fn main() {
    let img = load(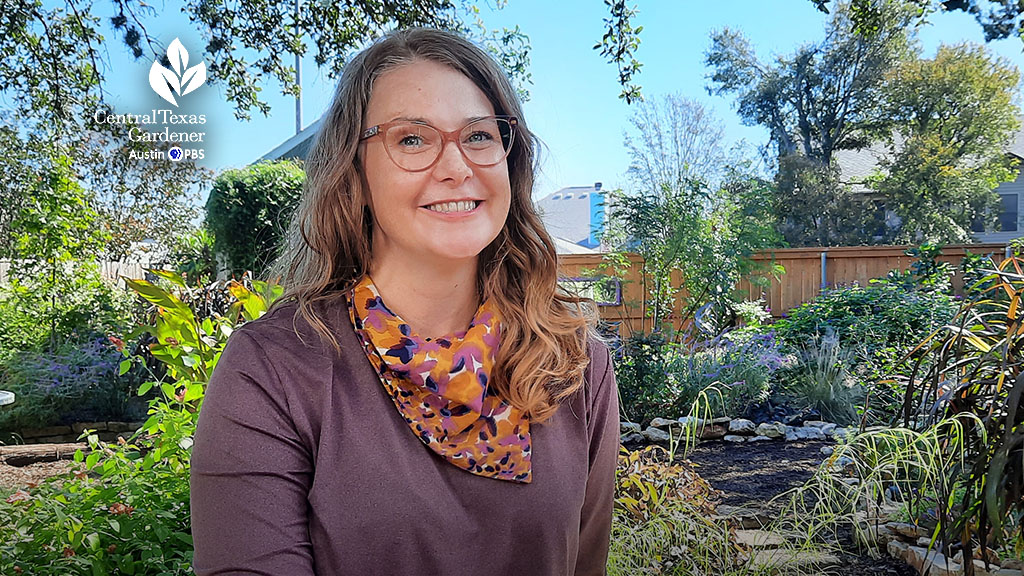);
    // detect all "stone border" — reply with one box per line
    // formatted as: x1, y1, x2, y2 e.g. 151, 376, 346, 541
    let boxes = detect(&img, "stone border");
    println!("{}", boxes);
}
11, 422, 145, 445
